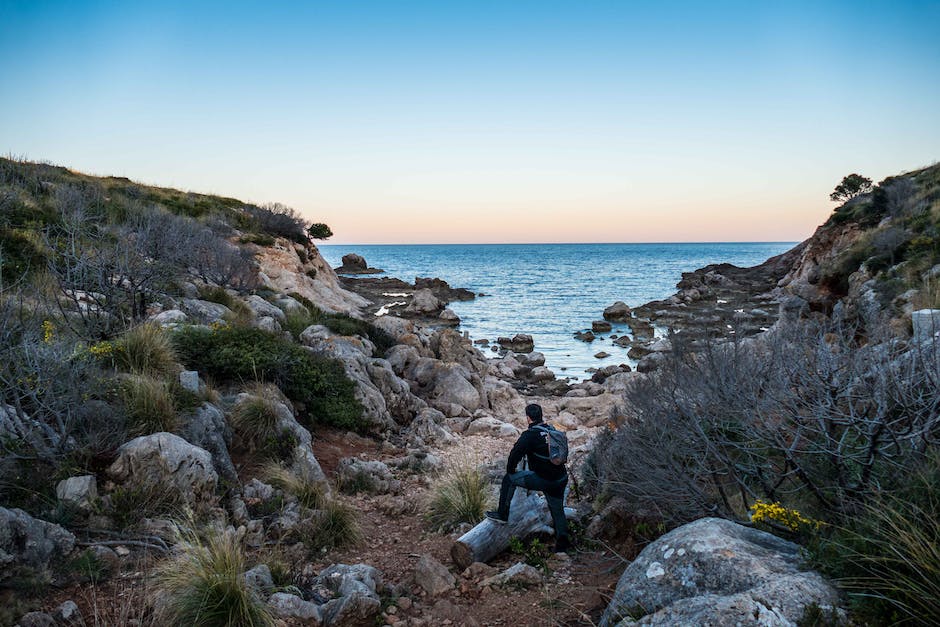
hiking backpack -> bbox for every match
[531,423,569,465]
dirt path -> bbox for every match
[40,425,623,627]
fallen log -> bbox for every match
[451,489,575,569]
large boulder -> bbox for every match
[0,508,75,584]
[600,517,842,626]
[107,433,218,509]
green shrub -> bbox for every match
[261,463,325,510]
[425,463,491,532]
[281,296,395,357]
[113,324,179,377]
[0,228,45,283]
[154,528,274,626]
[120,375,178,436]
[509,536,551,572]
[173,326,363,430]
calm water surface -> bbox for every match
[318,243,795,379]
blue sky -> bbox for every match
[2,1,938,243]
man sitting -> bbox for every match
[485,403,571,552]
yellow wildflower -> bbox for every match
[42,320,55,344]
[749,499,821,532]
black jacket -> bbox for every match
[507,423,567,482]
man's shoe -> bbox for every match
[485,510,508,524]
[554,536,573,554]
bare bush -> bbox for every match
[0,294,113,462]
[245,202,309,243]
[586,316,940,525]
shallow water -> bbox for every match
[318,243,795,380]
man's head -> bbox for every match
[525,403,543,424]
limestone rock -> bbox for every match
[529,366,555,382]
[107,432,218,509]
[600,517,842,626]
[414,554,456,596]
[316,563,383,627]
[52,600,84,626]
[603,301,632,321]
[246,294,286,322]
[56,475,98,513]
[0,508,75,584]
[481,562,543,588]
[254,241,368,316]
[337,458,397,494]
[268,592,322,623]
[180,298,232,324]
[179,402,237,484]
[149,308,187,326]
[593,320,613,332]
[242,564,275,598]
[497,334,534,353]
[574,330,595,342]
[405,288,444,315]
[465,415,506,436]
[291,444,330,494]
[439,308,460,325]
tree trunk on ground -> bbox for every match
[451,490,575,569]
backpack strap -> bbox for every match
[529,423,553,459]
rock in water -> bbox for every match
[603,301,632,321]
[342,253,367,271]
[599,517,842,626]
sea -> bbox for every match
[318,243,796,380]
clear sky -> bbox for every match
[2,1,938,244]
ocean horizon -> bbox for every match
[319,242,797,379]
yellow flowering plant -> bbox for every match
[749,499,822,533]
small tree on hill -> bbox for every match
[307,223,333,240]
[831,173,874,202]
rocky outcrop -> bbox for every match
[302,327,425,430]
[107,432,218,509]
[385,344,487,417]
[600,517,842,626]
[0,508,75,584]
[255,239,369,315]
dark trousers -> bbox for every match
[498,470,568,541]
